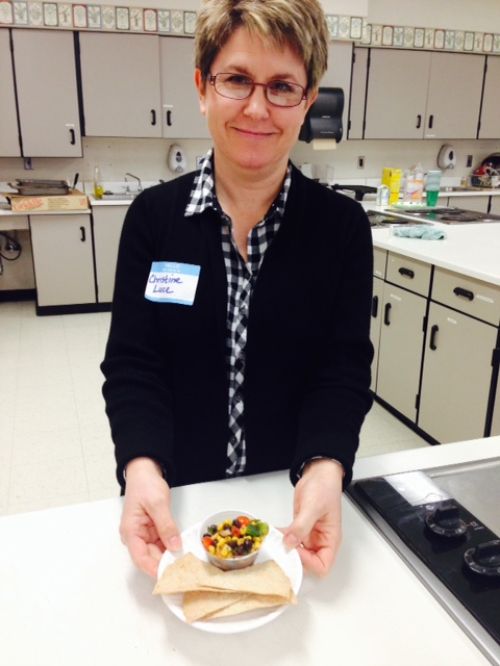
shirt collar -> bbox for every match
[184,148,292,220]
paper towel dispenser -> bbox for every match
[299,87,344,144]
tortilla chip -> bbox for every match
[200,593,291,621]
[183,591,249,624]
[154,553,293,599]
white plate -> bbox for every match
[157,521,303,633]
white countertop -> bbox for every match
[365,204,500,286]
[1,436,498,666]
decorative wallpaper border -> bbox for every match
[0,2,499,54]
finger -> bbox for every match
[283,507,319,549]
[146,497,182,551]
[126,534,161,578]
[297,545,335,577]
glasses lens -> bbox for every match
[215,73,253,100]
[266,81,304,107]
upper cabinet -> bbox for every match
[478,56,500,139]
[321,40,353,142]
[0,29,21,156]
[358,48,485,140]
[160,37,209,139]
[79,32,162,138]
[12,29,82,157]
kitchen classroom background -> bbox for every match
[1,0,499,515]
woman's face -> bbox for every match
[195,26,317,175]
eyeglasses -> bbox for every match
[208,72,307,108]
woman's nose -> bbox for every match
[243,84,270,119]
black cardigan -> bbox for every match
[101,164,374,489]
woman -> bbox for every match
[101,0,373,579]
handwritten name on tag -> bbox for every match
[145,261,200,305]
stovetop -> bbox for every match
[348,458,500,664]
[380,207,500,225]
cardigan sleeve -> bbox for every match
[289,202,374,489]
[100,192,176,488]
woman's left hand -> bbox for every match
[283,459,344,577]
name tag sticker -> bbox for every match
[145,261,200,305]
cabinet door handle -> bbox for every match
[69,128,76,145]
[166,109,172,126]
[384,302,392,326]
[372,295,379,318]
[398,267,415,279]
[416,114,422,129]
[150,109,157,126]
[80,226,86,242]
[453,286,474,301]
[429,324,439,350]
[428,114,434,129]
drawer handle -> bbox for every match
[429,324,439,350]
[69,128,76,145]
[372,295,379,318]
[399,267,415,279]
[384,302,391,326]
[453,286,474,301]
[166,109,172,126]
[428,114,434,129]
[416,114,422,129]
[150,109,157,126]
[80,226,86,242]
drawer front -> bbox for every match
[373,247,387,278]
[386,252,431,296]
[432,267,500,325]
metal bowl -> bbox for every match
[199,510,260,571]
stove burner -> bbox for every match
[438,211,482,222]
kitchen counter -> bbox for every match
[1,437,498,666]
[364,204,500,286]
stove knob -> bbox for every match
[464,540,500,577]
[425,501,467,538]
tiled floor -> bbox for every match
[0,300,427,516]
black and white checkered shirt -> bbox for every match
[185,149,291,477]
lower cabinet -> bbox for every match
[29,214,95,308]
[418,302,498,442]
[92,206,128,303]
[376,283,427,421]
[370,276,384,392]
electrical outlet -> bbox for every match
[357,156,365,169]
[466,154,473,168]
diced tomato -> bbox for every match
[236,515,251,526]
[231,526,241,537]
[202,536,214,550]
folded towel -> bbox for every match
[392,226,446,240]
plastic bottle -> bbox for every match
[425,170,442,207]
[404,164,424,203]
[93,166,104,199]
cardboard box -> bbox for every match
[6,190,89,213]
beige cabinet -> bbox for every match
[348,47,368,140]
[479,56,500,139]
[160,37,210,139]
[490,197,500,215]
[370,276,384,392]
[376,283,427,421]
[365,49,431,139]
[418,267,500,442]
[322,41,353,142]
[30,214,95,308]
[492,373,500,436]
[424,53,484,139]
[80,32,161,138]
[0,29,21,157]
[363,49,484,140]
[418,302,497,443]
[445,196,490,213]
[93,205,128,303]
[12,29,81,157]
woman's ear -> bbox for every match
[305,88,318,114]
[194,68,207,115]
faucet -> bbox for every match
[125,172,143,193]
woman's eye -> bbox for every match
[225,74,252,86]
[269,80,294,94]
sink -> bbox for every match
[101,192,136,201]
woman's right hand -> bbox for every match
[120,457,181,578]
